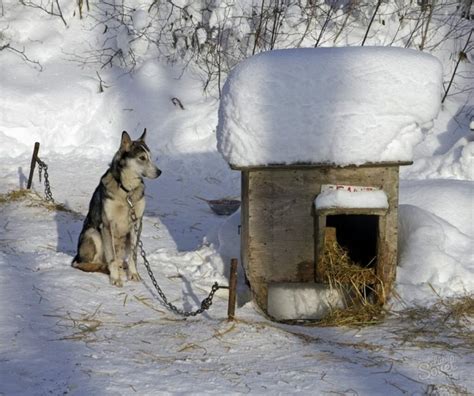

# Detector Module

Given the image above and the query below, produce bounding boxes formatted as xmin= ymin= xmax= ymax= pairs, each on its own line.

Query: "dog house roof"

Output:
xmin=217 ymin=47 xmax=443 ymax=168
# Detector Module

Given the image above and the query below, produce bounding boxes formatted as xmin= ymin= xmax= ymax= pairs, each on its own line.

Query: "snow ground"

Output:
xmin=0 ymin=188 xmax=472 ymax=395
xmin=0 ymin=1 xmax=473 ymax=395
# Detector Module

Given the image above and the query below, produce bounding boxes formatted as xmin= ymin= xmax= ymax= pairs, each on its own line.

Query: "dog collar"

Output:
xmin=119 ymin=182 xmax=131 ymax=194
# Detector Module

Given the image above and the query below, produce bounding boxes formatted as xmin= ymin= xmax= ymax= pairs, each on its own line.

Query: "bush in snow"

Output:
xmin=14 ymin=0 xmax=471 ymax=100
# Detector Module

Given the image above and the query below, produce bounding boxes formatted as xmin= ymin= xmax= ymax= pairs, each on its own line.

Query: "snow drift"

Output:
xmin=397 ymin=204 xmax=474 ymax=304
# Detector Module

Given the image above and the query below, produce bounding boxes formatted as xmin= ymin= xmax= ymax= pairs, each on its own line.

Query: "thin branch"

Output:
xmin=419 ymin=2 xmax=434 ymax=50
xmin=252 ymin=0 xmax=266 ymax=55
xmin=0 ymin=43 xmax=43 ymax=71
xmin=21 ymin=0 xmax=67 ymax=27
xmin=315 ymin=5 xmax=334 ymax=47
xmin=361 ymin=0 xmax=382 ymax=46
xmin=442 ymin=28 xmax=473 ymax=103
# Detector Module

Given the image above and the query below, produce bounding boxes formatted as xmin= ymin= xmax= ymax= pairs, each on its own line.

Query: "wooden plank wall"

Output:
xmin=242 ymin=166 xmax=400 ymax=312
xmin=375 ymin=166 xmax=400 ymax=303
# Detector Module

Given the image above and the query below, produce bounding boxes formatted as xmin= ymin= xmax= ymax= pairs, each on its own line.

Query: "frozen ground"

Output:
xmin=1 ymin=1 xmax=473 ymax=395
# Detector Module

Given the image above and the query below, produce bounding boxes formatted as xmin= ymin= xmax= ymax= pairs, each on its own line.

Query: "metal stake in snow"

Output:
xmin=126 ymin=196 xmax=237 ymax=318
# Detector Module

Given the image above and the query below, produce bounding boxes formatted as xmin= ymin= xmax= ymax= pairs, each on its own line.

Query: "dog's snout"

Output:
xmin=147 ymin=166 xmax=161 ymax=179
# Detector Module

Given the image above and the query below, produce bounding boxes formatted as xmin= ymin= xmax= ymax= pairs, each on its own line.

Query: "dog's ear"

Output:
xmin=120 ymin=131 xmax=132 ymax=151
xmin=139 ymin=128 xmax=147 ymax=142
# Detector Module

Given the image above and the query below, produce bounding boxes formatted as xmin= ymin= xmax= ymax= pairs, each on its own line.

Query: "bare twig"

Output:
xmin=419 ymin=2 xmax=434 ymax=50
xmin=361 ymin=0 xmax=382 ymax=46
xmin=96 ymin=71 xmax=109 ymax=93
xmin=21 ymin=0 xmax=67 ymax=26
xmin=315 ymin=5 xmax=334 ymax=47
xmin=0 ymin=43 xmax=43 ymax=71
xmin=252 ymin=0 xmax=266 ymax=55
xmin=442 ymin=29 xmax=473 ymax=103
xmin=171 ymin=97 xmax=185 ymax=110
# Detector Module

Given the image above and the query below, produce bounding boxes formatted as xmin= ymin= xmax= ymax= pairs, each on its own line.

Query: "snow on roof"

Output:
xmin=315 ymin=188 xmax=389 ymax=210
xmin=217 ymin=47 xmax=443 ymax=168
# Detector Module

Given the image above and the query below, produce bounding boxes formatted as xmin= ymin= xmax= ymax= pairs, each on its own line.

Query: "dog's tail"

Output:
xmin=72 ymin=259 xmax=109 ymax=274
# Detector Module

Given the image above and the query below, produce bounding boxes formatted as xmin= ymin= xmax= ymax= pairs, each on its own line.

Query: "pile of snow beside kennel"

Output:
xmin=217 ymin=47 xmax=443 ymax=167
xmin=217 ymin=47 xmax=444 ymax=321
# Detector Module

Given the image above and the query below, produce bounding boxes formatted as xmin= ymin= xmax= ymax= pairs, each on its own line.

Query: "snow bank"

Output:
xmin=402 ymin=101 xmax=474 ymax=181
xmin=315 ymin=189 xmax=388 ymax=210
xmin=217 ymin=47 xmax=443 ymax=167
xmin=0 ymin=63 xmax=112 ymax=158
xmin=397 ymin=205 xmax=473 ymax=304
xmin=400 ymin=179 xmax=474 ymax=237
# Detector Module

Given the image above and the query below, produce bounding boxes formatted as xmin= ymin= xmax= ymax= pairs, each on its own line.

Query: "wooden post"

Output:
xmin=27 ymin=142 xmax=40 ymax=189
xmin=227 ymin=258 xmax=238 ymax=320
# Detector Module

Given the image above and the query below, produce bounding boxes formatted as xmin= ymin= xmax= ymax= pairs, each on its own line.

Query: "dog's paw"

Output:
xmin=110 ymin=276 xmax=123 ymax=287
xmin=128 ymin=271 xmax=141 ymax=281
xmin=109 ymin=260 xmax=125 ymax=287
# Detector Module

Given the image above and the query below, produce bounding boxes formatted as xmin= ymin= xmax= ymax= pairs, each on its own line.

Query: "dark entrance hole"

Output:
xmin=326 ymin=215 xmax=378 ymax=267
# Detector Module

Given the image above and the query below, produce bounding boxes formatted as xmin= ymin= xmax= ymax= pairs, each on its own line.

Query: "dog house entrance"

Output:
xmin=315 ymin=212 xmax=381 ymax=284
xmin=325 ymin=214 xmax=378 ymax=268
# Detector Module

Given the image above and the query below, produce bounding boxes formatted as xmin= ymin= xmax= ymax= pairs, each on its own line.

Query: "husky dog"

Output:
xmin=72 ymin=129 xmax=161 ymax=286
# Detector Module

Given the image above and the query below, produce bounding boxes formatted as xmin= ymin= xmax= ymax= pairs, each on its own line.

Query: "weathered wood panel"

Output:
xmin=246 ymin=169 xmax=322 ymax=310
xmin=315 ymin=215 xmax=327 ymax=282
xmin=375 ymin=166 xmax=400 ymax=303
xmin=241 ymin=165 xmax=402 ymax=313
xmin=241 ymin=171 xmax=249 ymax=277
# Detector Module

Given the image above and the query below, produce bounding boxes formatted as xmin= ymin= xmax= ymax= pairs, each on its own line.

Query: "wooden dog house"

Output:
xmin=216 ymin=47 xmax=443 ymax=320
xmin=235 ymin=162 xmax=410 ymax=315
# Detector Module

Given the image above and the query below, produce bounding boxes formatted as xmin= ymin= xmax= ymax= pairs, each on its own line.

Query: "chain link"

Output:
xmin=127 ymin=196 xmax=223 ymax=317
xmin=36 ymin=157 xmax=54 ymax=202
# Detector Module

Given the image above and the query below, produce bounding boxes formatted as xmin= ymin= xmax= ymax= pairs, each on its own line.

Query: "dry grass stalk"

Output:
xmin=393 ymin=293 xmax=474 ymax=349
xmin=133 ymin=295 xmax=166 ymax=314
xmin=178 ymin=343 xmax=208 ymax=354
xmin=315 ymin=235 xmax=386 ymax=327
xmin=0 ymin=189 xmax=73 ymax=213
xmin=442 ymin=294 xmax=474 ymax=323
xmin=0 ymin=189 xmax=32 ymax=203
xmin=319 ymin=240 xmax=379 ymax=287
xmin=317 ymin=303 xmax=386 ymax=327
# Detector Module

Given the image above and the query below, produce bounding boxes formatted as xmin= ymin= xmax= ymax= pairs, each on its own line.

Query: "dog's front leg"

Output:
xmin=101 ymin=224 xmax=125 ymax=287
xmin=127 ymin=220 xmax=142 ymax=281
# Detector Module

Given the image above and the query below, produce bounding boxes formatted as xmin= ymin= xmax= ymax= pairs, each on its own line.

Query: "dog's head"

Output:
xmin=119 ymin=129 xmax=161 ymax=179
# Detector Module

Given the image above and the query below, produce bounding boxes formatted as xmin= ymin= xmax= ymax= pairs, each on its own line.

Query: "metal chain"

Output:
xmin=36 ymin=157 xmax=54 ymax=202
xmin=126 ymin=196 xmax=223 ymax=317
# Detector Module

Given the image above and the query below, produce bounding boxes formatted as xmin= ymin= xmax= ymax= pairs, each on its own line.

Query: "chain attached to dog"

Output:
xmin=28 ymin=141 xmax=229 ymax=317
xmin=37 ymin=157 xmax=55 ymax=203
xmin=126 ymin=196 xmax=225 ymax=317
